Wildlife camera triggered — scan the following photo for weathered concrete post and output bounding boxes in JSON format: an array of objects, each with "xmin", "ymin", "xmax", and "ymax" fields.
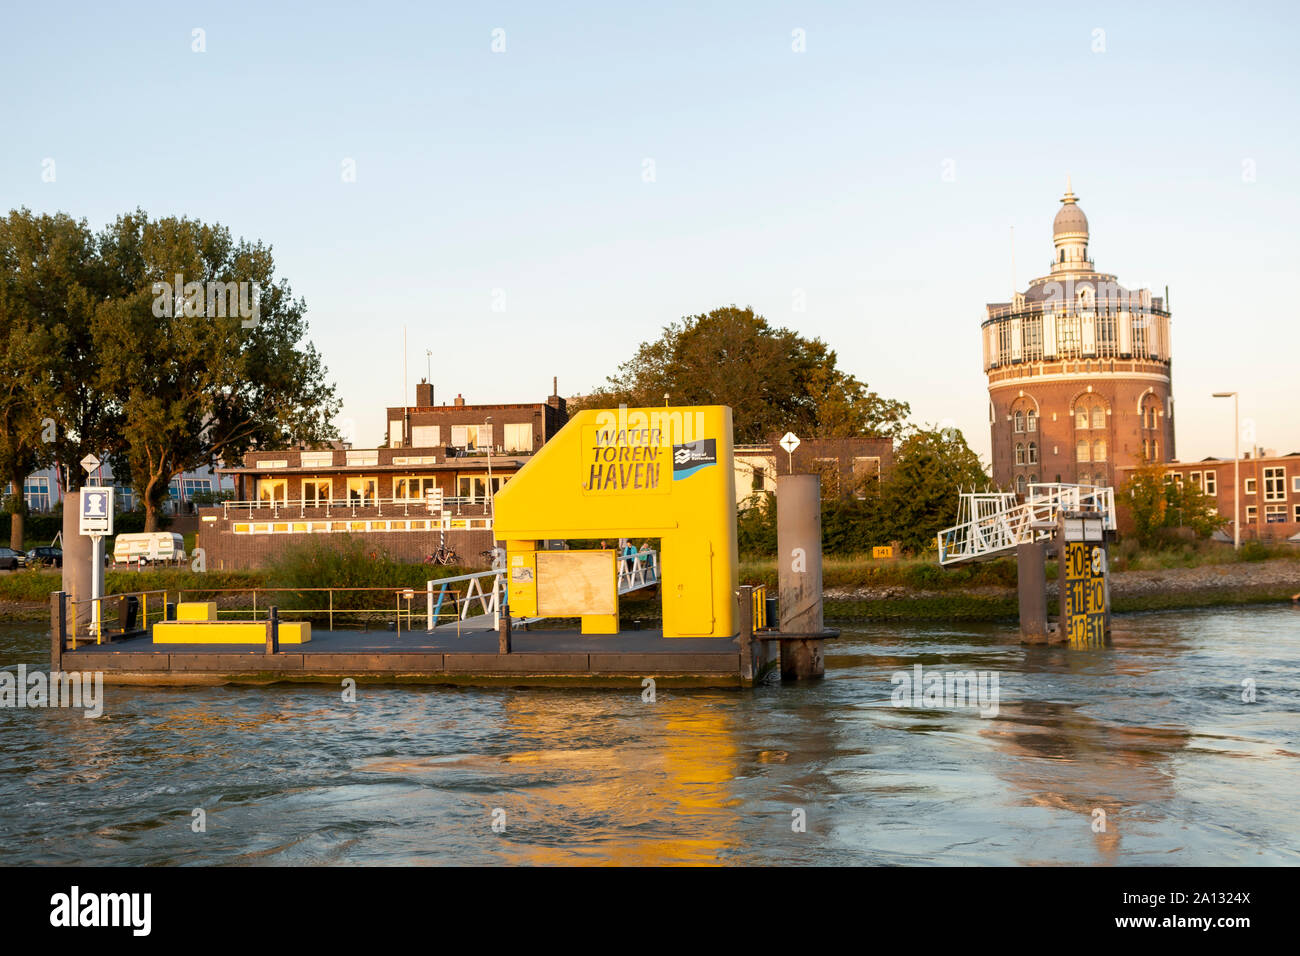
[
  {"xmin": 50, "ymin": 590, "xmax": 67, "ymax": 672},
  {"xmin": 61, "ymin": 504, "xmax": 92, "ymax": 638},
  {"xmin": 1016, "ymin": 540, "xmax": 1050, "ymax": 643},
  {"xmin": 776, "ymin": 474, "xmax": 825, "ymax": 680},
  {"xmin": 498, "ymin": 601, "xmax": 512, "ymax": 654},
  {"xmin": 266, "ymin": 605, "xmax": 280, "ymax": 655},
  {"xmin": 736, "ymin": 585, "xmax": 754, "ymax": 684}
]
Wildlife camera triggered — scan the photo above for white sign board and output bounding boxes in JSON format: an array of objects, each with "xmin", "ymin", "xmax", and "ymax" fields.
[
  {"xmin": 80, "ymin": 453, "xmax": 101, "ymax": 474},
  {"xmin": 779, "ymin": 432, "xmax": 801, "ymax": 454},
  {"xmin": 79, "ymin": 486, "xmax": 114, "ymax": 535},
  {"xmin": 1063, "ymin": 515, "xmax": 1105, "ymax": 543}
]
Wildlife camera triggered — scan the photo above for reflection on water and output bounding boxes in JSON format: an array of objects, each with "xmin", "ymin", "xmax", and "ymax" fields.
[{"xmin": 1, "ymin": 605, "xmax": 1297, "ymax": 865}]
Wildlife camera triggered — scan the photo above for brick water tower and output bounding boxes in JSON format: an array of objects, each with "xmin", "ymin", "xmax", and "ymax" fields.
[{"xmin": 983, "ymin": 181, "xmax": 1176, "ymax": 494}]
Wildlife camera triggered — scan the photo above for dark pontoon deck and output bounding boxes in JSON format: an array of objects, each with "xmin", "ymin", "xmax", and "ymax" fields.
[{"xmin": 58, "ymin": 627, "xmax": 747, "ymax": 688}]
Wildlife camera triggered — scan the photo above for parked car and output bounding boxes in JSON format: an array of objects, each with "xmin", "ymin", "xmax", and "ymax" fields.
[
  {"xmin": 0, "ymin": 547, "xmax": 27, "ymax": 570},
  {"xmin": 26, "ymin": 546, "xmax": 63, "ymax": 568}
]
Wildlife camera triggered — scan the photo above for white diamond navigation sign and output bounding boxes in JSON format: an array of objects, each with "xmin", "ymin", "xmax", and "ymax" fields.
[
  {"xmin": 779, "ymin": 432, "xmax": 801, "ymax": 454},
  {"xmin": 79, "ymin": 486, "xmax": 114, "ymax": 536},
  {"xmin": 80, "ymin": 453, "xmax": 101, "ymax": 474}
]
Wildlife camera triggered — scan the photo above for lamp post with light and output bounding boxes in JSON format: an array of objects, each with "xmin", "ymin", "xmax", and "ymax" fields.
[{"xmin": 1212, "ymin": 392, "xmax": 1240, "ymax": 551}]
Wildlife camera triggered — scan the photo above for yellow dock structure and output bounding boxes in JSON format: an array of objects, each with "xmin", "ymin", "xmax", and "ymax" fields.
[
  {"xmin": 493, "ymin": 405, "xmax": 738, "ymax": 638},
  {"xmin": 152, "ymin": 602, "xmax": 312, "ymax": 644}
]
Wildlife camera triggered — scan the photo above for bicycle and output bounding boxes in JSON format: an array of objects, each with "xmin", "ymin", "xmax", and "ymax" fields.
[{"xmin": 424, "ymin": 545, "xmax": 461, "ymax": 566}]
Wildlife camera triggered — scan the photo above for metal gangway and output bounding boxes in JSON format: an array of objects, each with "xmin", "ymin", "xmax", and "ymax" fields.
[
  {"xmin": 427, "ymin": 547, "xmax": 660, "ymax": 632},
  {"xmin": 936, "ymin": 483, "xmax": 1116, "ymax": 566}
]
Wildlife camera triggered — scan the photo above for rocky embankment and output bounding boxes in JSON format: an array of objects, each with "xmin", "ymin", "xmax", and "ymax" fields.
[{"xmin": 823, "ymin": 558, "xmax": 1300, "ymax": 620}]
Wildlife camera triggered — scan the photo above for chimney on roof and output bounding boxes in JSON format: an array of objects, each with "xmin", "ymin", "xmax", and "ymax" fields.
[
  {"xmin": 547, "ymin": 376, "xmax": 566, "ymax": 415},
  {"xmin": 415, "ymin": 380, "xmax": 433, "ymax": 408},
  {"xmin": 453, "ymin": 393, "xmax": 466, "ymax": 407}
]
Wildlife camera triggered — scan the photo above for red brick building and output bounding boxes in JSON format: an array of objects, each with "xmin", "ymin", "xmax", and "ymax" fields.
[
  {"xmin": 1115, "ymin": 450, "xmax": 1300, "ymax": 543},
  {"xmin": 984, "ymin": 182, "xmax": 1175, "ymax": 495},
  {"xmin": 197, "ymin": 384, "xmax": 568, "ymax": 569}
]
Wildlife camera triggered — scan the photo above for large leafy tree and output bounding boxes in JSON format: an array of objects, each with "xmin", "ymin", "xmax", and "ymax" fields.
[
  {"xmin": 93, "ymin": 211, "xmax": 339, "ymax": 530},
  {"xmin": 574, "ymin": 305, "xmax": 909, "ymax": 443},
  {"xmin": 0, "ymin": 209, "xmax": 109, "ymax": 549}
]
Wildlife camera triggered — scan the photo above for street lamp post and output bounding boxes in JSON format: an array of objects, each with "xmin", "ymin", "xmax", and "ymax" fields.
[
  {"xmin": 484, "ymin": 416, "xmax": 494, "ymax": 532},
  {"xmin": 1212, "ymin": 392, "xmax": 1240, "ymax": 551}
]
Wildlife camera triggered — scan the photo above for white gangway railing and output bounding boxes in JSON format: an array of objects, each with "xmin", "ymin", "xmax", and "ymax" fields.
[
  {"xmin": 426, "ymin": 548, "xmax": 660, "ymax": 632},
  {"xmin": 937, "ymin": 483, "xmax": 1116, "ymax": 566}
]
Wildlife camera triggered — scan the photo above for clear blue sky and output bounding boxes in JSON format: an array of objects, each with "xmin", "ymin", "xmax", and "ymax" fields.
[{"xmin": 4, "ymin": 1, "xmax": 1297, "ymax": 464}]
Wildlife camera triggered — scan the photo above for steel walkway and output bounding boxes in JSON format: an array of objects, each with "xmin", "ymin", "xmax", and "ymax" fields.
[{"xmin": 936, "ymin": 483, "xmax": 1116, "ymax": 566}]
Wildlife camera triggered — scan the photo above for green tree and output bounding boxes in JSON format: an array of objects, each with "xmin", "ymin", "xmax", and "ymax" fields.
[
  {"xmin": 875, "ymin": 426, "xmax": 990, "ymax": 554},
  {"xmin": 1122, "ymin": 462, "xmax": 1223, "ymax": 547},
  {"xmin": 574, "ymin": 305, "xmax": 909, "ymax": 443},
  {"xmin": 0, "ymin": 209, "xmax": 108, "ymax": 549},
  {"xmin": 93, "ymin": 211, "xmax": 340, "ymax": 530}
]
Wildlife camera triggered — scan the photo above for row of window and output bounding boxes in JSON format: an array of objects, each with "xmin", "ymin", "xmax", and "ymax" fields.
[
  {"xmin": 4, "ymin": 477, "xmax": 210, "ymax": 512},
  {"xmin": 1247, "ymin": 504, "xmax": 1299, "ymax": 524},
  {"xmin": 255, "ymin": 475, "xmax": 508, "ymax": 505},
  {"xmin": 231, "ymin": 517, "xmax": 493, "ymax": 535},
  {"xmin": 1169, "ymin": 468, "xmax": 1297, "ymax": 501},
  {"xmin": 387, "ymin": 422, "xmax": 537, "ymax": 453}
]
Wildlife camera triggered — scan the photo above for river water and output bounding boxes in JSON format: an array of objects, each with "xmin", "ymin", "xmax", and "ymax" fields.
[{"xmin": 1, "ymin": 605, "xmax": 1297, "ymax": 865}]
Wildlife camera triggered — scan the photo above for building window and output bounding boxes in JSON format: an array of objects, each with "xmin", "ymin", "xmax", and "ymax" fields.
[
  {"xmin": 1025, "ymin": 409, "xmax": 1037, "ymax": 432},
  {"xmin": 1293, "ymin": 476, "xmax": 1300, "ymax": 494},
  {"xmin": 1027, "ymin": 442, "xmax": 1038, "ymax": 465},
  {"xmin": 257, "ymin": 478, "xmax": 288, "ymax": 505},
  {"xmin": 751, "ymin": 466, "xmax": 765, "ymax": 492},
  {"xmin": 1294, "ymin": 504, "xmax": 1300, "ymax": 523},
  {"xmin": 346, "ymin": 477, "xmax": 376, "ymax": 504},
  {"xmin": 1246, "ymin": 505, "xmax": 1257, "ymax": 521},
  {"xmin": 1091, "ymin": 405, "xmax": 1105, "ymax": 429},
  {"xmin": 1014, "ymin": 410, "xmax": 1024, "ymax": 432},
  {"xmin": 1016, "ymin": 474, "xmax": 1026, "ymax": 495},
  {"xmin": 1189, "ymin": 471, "xmax": 1201, "ymax": 489},
  {"xmin": 457, "ymin": 476, "xmax": 487, "ymax": 501},
  {"xmin": 303, "ymin": 479, "xmax": 331, "ymax": 505},
  {"xmin": 410, "ymin": 425, "xmax": 441, "ymax": 447},
  {"xmin": 22, "ymin": 476, "xmax": 51, "ymax": 512},
  {"xmin": 1264, "ymin": 504, "xmax": 1286, "ymax": 524},
  {"xmin": 1075, "ymin": 407, "xmax": 1088, "ymax": 429},
  {"xmin": 301, "ymin": 452, "xmax": 333, "ymax": 468},
  {"xmin": 395, "ymin": 476, "xmax": 438, "ymax": 500},
  {"xmin": 1015, "ymin": 443, "xmax": 1026, "ymax": 466},
  {"xmin": 1263, "ymin": 467, "xmax": 1285, "ymax": 502},
  {"xmin": 1076, "ymin": 440, "xmax": 1090, "ymax": 462},
  {"xmin": 1244, "ymin": 478, "xmax": 1256, "ymax": 495},
  {"xmin": 118, "ymin": 486, "xmax": 134, "ymax": 511},
  {"xmin": 1092, "ymin": 439, "xmax": 1107, "ymax": 462},
  {"xmin": 503, "ymin": 422, "xmax": 533, "ymax": 452},
  {"xmin": 346, "ymin": 451, "xmax": 379, "ymax": 467},
  {"xmin": 1204, "ymin": 471, "xmax": 1217, "ymax": 495}
]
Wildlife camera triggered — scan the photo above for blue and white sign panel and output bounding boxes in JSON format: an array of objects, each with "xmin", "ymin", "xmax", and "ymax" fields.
[{"xmin": 79, "ymin": 487, "xmax": 114, "ymax": 535}]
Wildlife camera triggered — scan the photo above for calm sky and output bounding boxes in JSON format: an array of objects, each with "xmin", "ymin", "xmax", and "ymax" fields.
[{"xmin": 4, "ymin": 1, "xmax": 1297, "ymax": 466}]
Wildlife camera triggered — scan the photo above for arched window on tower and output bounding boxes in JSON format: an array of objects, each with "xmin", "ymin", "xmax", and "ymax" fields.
[
  {"xmin": 1027, "ymin": 442, "xmax": 1038, "ymax": 464},
  {"xmin": 1026, "ymin": 409, "xmax": 1037, "ymax": 432},
  {"xmin": 1015, "ymin": 443, "xmax": 1026, "ymax": 466},
  {"xmin": 1016, "ymin": 474, "xmax": 1026, "ymax": 495},
  {"xmin": 1092, "ymin": 405, "xmax": 1105, "ymax": 429},
  {"xmin": 1014, "ymin": 410, "xmax": 1024, "ymax": 433},
  {"xmin": 1076, "ymin": 407, "xmax": 1088, "ymax": 429},
  {"xmin": 1093, "ymin": 439, "xmax": 1107, "ymax": 462},
  {"xmin": 1077, "ymin": 440, "xmax": 1090, "ymax": 463}
]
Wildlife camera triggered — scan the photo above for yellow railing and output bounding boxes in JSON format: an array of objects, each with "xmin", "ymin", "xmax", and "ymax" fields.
[{"xmin": 69, "ymin": 589, "xmax": 169, "ymax": 645}]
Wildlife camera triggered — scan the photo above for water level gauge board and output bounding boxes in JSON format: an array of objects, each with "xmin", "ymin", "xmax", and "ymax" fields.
[{"xmin": 1062, "ymin": 541, "xmax": 1108, "ymax": 646}]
